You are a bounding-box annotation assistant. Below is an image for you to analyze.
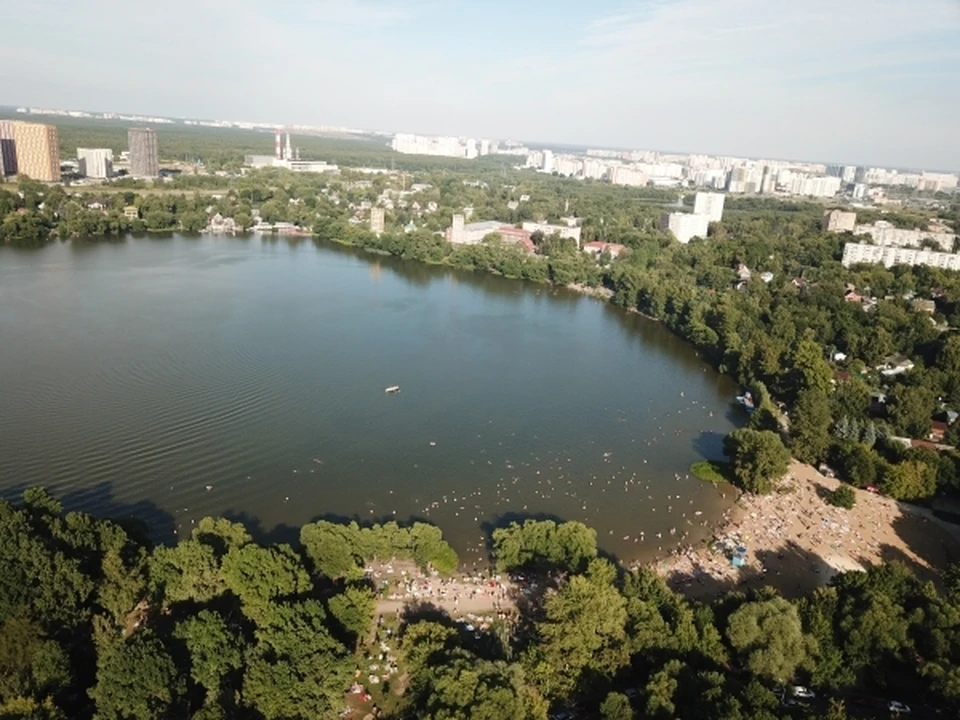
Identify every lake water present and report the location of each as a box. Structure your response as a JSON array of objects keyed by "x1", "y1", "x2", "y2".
[{"x1": 0, "y1": 235, "x2": 740, "y2": 564}]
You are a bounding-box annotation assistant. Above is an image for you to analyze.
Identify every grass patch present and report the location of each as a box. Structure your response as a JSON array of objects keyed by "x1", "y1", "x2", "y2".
[{"x1": 690, "y1": 460, "x2": 734, "y2": 484}]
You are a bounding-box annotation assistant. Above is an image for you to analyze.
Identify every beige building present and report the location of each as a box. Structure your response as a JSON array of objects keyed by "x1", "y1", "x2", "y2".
[
  {"x1": 822, "y1": 209, "x2": 857, "y2": 233},
  {"x1": 12, "y1": 122, "x2": 60, "y2": 182}
]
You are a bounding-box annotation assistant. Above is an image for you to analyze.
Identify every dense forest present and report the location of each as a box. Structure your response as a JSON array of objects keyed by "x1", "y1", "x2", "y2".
[{"x1": 2, "y1": 490, "x2": 960, "y2": 719}]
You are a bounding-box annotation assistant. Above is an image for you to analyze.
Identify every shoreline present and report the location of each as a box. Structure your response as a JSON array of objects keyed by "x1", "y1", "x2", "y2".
[{"x1": 655, "y1": 460, "x2": 960, "y2": 598}]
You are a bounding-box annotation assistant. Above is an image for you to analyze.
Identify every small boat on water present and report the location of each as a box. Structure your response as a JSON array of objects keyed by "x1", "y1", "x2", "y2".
[
  {"x1": 385, "y1": 385, "x2": 401, "y2": 394},
  {"x1": 735, "y1": 391, "x2": 755, "y2": 413}
]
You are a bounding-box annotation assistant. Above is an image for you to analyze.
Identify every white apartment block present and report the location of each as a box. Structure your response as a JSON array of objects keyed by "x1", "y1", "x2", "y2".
[
  {"x1": 77, "y1": 147, "x2": 113, "y2": 178},
  {"x1": 581, "y1": 158, "x2": 609, "y2": 180},
  {"x1": 785, "y1": 174, "x2": 842, "y2": 198},
  {"x1": 609, "y1": 165, "x2": 648, "y2": 187},
  {"x1": 553, "y1": 156, "x2": 582, "y2": 177},
  {"x1": 542, "y1": 150, "x2": 553, "y2": 173},
  {"x1": 842, "y1": 243, "x2": 960, "y2": 271},
  {"x1": 854, "y1": 221, "x2": 955, "y2": 252},
  {"x1": 693, "y1": 192, "x2": 725, "y2": 222},
  {"x1": 661, "y1": 212, "x2": 710, "y2": 244},
  {"x1": 521, "y1": 221, "x2": 582, "y2": 247},
  {"x1": 691, "y1": 168, "x2": 728, "y2": 189},
  {"x1": 391, "y1": 133, "x2": 486, "y2": 159}
]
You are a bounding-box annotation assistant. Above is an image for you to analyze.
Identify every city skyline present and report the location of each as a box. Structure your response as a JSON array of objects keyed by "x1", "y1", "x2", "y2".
[{"x1": 2, "y1": 1, "x2": 958, "y2": 170}]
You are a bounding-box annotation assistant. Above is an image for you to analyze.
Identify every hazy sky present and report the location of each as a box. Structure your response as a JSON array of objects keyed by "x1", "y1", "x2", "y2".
[{"x1": 2, "y1": 0, "x2": 958, "y2": 169}]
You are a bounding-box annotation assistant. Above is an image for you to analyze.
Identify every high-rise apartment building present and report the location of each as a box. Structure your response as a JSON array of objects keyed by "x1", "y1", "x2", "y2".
[
  {"x1": 128, "y1": 128, "x2": 159, "y2": 177},
  {"x1": 0, "y1": 120, "x2": 16, "y2": 176},
  {"x1": 11, "y1": 122, "x2": 60, "y2": 181},
  {"x1": 77, "y1": 148, "x2": 114, "y2": 179},
  {"x1": 693, "y1": 192, "x2": 725, "y2": 222}
]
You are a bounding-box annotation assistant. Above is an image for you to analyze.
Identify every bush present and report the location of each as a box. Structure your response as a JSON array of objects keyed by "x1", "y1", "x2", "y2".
[
  {"x1": 828, "y1": 485, "x2": 856, "y2": 510},
  {"x1": 690, "y1": 460, "x2": 733, "y2": 484}
]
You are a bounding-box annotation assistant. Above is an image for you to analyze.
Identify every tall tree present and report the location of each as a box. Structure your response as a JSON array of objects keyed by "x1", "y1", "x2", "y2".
[
  {"x1": 726, "y1": 597, "x2": 813, "y2": 683},
  {"x1": 724, "y1": 429, "x2": 791, "y2": 494},
  {"x1": 790, "y1": 388, "x2": 833, "y2": 463}
]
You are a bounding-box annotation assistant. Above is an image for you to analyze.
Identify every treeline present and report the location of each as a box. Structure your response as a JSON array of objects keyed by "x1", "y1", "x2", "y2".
[
  {"x1": 0, "y1": 489, "x2": 461, "y2": 719},
  {"x1": 604, "y1": 208, "x2": 960, "y2": 503},
  {"x1": 3, "y1": 494, "x2": 960, "y2": 719}
]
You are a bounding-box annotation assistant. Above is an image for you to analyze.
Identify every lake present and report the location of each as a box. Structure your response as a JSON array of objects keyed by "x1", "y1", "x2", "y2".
[{"x1": 0, "y1": 235, "x2": 740, "y2": 565}]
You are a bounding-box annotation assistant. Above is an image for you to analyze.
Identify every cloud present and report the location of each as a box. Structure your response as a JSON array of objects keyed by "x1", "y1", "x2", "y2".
[
  {"x1": 0, "y1": 0, "x2": 957, "y2": 168},
  {"x1": 551, "y1": 0, "x2": 960, "y2": 166}
]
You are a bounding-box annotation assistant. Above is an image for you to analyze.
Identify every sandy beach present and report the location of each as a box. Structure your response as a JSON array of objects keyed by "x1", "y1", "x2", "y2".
[
  {"x1": 657, "y1": 460, "x2": 960, "y2": 598},
  {"x1": 370, "y1": 561, "x2": 517, "y2": 618}
]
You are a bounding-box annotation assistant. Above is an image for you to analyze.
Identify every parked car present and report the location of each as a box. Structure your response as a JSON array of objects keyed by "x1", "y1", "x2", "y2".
[
  {"x1": 888, "y1": 700, "x2": 911, "y2": 714},
  {"x1": 791, "y1": 686, "x2": 816, "y2": 699}
]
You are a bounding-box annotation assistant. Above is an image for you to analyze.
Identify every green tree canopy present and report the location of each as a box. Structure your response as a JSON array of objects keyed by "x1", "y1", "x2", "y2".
[{"x1": 724, "y1": 428, "x2": 791, "y2": 494}]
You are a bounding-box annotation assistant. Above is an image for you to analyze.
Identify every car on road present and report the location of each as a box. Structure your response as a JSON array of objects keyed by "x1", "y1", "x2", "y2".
[{"x1": 888, "y1": 700, "x2": 911, "y2": 714}]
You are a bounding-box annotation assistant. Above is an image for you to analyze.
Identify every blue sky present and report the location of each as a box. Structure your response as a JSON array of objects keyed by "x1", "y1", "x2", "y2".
[{"x1": 2, "y1": 0, "x2": 958, "y2": 169}]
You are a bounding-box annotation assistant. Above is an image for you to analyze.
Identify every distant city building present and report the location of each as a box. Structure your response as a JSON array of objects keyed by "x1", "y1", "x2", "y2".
[
  {"x1": 445, "y1": 215, "x2": 535, "y2": 252},
  {"x1": 693, "y1": 192, "x2": 725, "y2": 222},
  {"x1": 609, "y1": 165, "x2": 648, "y2": 187},
  {"x1": 822, "y1": 209, "x2": 857, "y2": 233},
  {"x1": 370, "y1": 207, "x2": 385, "y2": 235},
  {"x1": 541, "y1": 150, "x2": 554, "y2": 173},
  {"x1": 128, "y1": 127, "x2": 159, "y2": 177},
  {"x1": 391, "y1": 133, "x2": 488, "y2": 159},
  {"x1": 854, "y1": 220, "x2": 955, "y2": 252},
  {"x1": 0, "y1": 120, "x2": 16, "y2": 176},
  {"x1": 244, "y1": 155, "x2": 339, "y2": 174},
  {"x1": 842, "y1": 242, "x2": 960, "y2": 271},
  {"x1": 521, "y1": 221, "x2": 582, "y2": 248},
  {"x1": 784, "y1": 174, "x2": 841, "y2": 198},
  {"x1": 581, "y1": 158, "x2": 609, "y2": 180},
  {"x1": 553, "y1": 156, "x2": 582, "y2": 177},
  {"x1": 77, "y1": 147, "x2": 113, "y2": 178},
  {"x1": 661, "y1": 212, "x2": 710, "y2": 244},
  {"x1": 920, "y1": 171, "x2": 958, "y2": 193},
  {"x1": 12, "y1": 121, "x2": 60, "y2": 181},
  {"x1": 841, "y1": 165, "x2": 858, "y2": 184},
  {"x1": 726, "y1": 165, "x2": 769, "y2": 193},
  {"x1": 760, "y1": 166, "x2": 777, "y2": 194}
]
